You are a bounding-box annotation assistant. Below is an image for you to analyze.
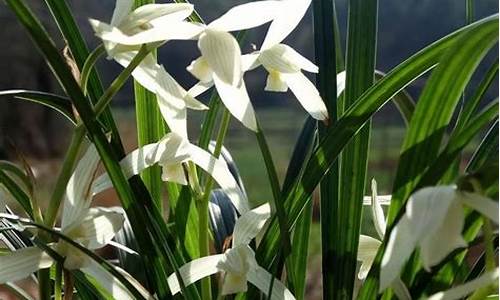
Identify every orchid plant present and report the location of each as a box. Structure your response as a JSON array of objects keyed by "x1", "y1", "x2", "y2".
[{"x1": 0, "y1": 0, "x2": 498, "y2": 299}]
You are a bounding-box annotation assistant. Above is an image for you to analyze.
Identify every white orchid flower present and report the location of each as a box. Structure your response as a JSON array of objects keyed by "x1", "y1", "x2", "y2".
[
  {"x1": 89, "y1": 0, "x2": 208, "y2": 138},
  {"x1": 167, "y1": 203, "x2": 295, "y2": 299},
  {"x1": 0, "y1": 146, "x2": 149, "y2": 299},
  {"x1": 186, "y1": 1, "x2": 283, "y2": 132},
  {"x1": 358, "y1": 179, "x2": 411, "y2": 300},
  {"x1": 380, "y1": 185, "x2": 499, "y2": 292},
  {"x1": 113, "y1": 51, "x2": 207, "y2": 138},
  {"x1": 229, "y1": 0, "x2": 344, "y2": 122},
  {"x1": 89, "y1": 0, "x2": 202, "y2": 57},
  {"x1": 92, "y1": 132, "x2": 249, "y2": 214},
  {"x1": 246, "y1": 48, "x2": 346, "y2": 122}
]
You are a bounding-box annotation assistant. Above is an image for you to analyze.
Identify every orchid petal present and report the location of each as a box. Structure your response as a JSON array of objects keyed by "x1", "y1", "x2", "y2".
[
  {"x1": 380, "y1": 215, "x2": 416, "y2": 291},
  {"x1": 184, "y1": 93, "x2": 209, "y2": 110},
  {"x1": 115, "y1": 53, "x2": 206, "y2": 127},
  {"x1": 261, "y1": 44, "x2": 318, "y2": 73},
  {"x1": 233, "y1": 203, "x2": 272, "y2": 246},
  {"x1": 91, "y1": 143, "x2": 159, "y2": 195},
  {"x1": 247, "y1": 265, "x2": 296, "y2": 300},
  {"x1": 92, "y1": 133, "x2": 190, "y2": 195},
  {"x1": 167, "y1": 255, "x2": 224, "y2": 295},
  {"x1": 370, "y1": 179, "x2": 387, "y2": 239},
  {"x1": 0, "y1": 247, "x2": 53, "y2": 283},
  {"x1": 62, "y1": 144, "x2": 100, "y2": 230},
  {"x1": 363, "y1": 194, "x2": 391, "y2": 206},
  {"x1": 187, "y1": 57, "x2": 214, "y2": 83},
  {"x1": 281, "y1": 72, "x2": 328, "y2": 120},
  {"x1": 120, "y1": 3, "x2": 193, "y2": 30},
  {"x1": 391, "y1": 278, "x2": 412, "y2": 300},
  {"x1": 82, "y1": 259, "x2": 139, "y2": 300},
  {"x1": 126, "y1": 56, "x2": 207, "y2": 125},
  {"x1": 261, "y1": 0, "x2": 312, "y2": 50},
  {"x1": 213, "y1": 74, "x2": 258, "y2": 132},
  {"x1": 56, "y1": 242, "x2": 91, "y2": 270},
  {"x1": 188, "y1": 144, "x2": 250, "y2": 214},
  {"x1": 420, "y1": 199, "x2": 466, "y2": 270},
  {"x1": 428, "y1": 268, "x2": 499, "y2": 300},
  {"x1": 160, "y1": 163, "x2": 187, "y2": 185},
  {"x1": 113, "y1": 52, "x2": 161, "y2": 93},
  {"x1": 110, "y1": 0, "x2": 133, "y2": 26},
  {"x1": 217, "y1": 246, "x2": 258, "y2": 294},
  {"x1": 242, "y1": 52, "x2": 262, "y2": 72},
  {"x1": 337, "y1": 71, "x2": 346, "y2": 96},
  {"x1": 67, "y1": 207, "x2": 125, "y2": 250},
  {"x1": 265, "y1": 71, "x2": 288, "y2": 92},
  {"x1": 357, "y1": 235, "x2": 381, "y2": 280},
  {"x1": 156, "y1": 67, "x2": 189, "y2": 138},
  {"x1": 458, "y1": 192, "x2": 499, "y2": 224},
  {"x1": 380, "y1": 186, "x2": 457, "y2": 290},
  {"x1": 187, "y1": 81, "x2": 214, "y2": 98},
  {"x1": 198, "y1": 29, "x2": 242, "y2": 86},
  {"x1": 221, "y1": 273, "x2": 248, "y2": 295},
  {"x1": 98, "y1": 21, "x2": 203, "y2": 45},
  {"x1": 209, "y1": 1, "x2": 279, "y2": 32}
]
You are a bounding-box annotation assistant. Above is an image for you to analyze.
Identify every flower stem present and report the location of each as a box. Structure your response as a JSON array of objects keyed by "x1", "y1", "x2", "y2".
[
  {"x1": 54, "y1": 262, "x2": 63, "y2": 300},
  {"x1": 482, "y1": 217, "x2": 496, "y2": 271},
  {"x1": 38, "y1": 269, "x2": 52, "y2": 300},
  {"x1": 81, "y1": 44, "x2": 105, "y2": 96},
  {"x1": 198, "y1": 108, "x2": 231, "y2": 300}
]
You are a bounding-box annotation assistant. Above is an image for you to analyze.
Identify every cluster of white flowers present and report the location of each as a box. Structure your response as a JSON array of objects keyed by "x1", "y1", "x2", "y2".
[{"x1": 90, "y1": 0, "x2": 339, "y2": 138}]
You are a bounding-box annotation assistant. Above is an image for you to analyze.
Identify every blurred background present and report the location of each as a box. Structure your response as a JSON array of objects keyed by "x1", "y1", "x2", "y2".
[{"x1": 0, "y1": 0, "x2": 498, "y2": 298}]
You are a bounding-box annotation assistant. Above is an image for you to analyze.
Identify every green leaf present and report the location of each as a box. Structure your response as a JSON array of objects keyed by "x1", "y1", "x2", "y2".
[
  {"x1": 467, "y1": 121, "x2": 499, "y2": 173},
  {"x1": 312, "y1": 1, "x2": 341, "y2": 297},
  {"x1": 0, "y1": 90, "x2": 76, "y2": 124},
  {"x1": 331, "y1": 0, "x2": 379, "y2": 296},
  {"x1": 0, "y1": 161, "x2": 33, "y2": 195},
  {"x1": 375, "y1": 71, "x2": 415, "y2": 125},
  {"x1": 284, "y1": 117, "x2": 316, "y2": 298},
  {"x1": 454, "y1": 60, "x2": 498, "y2": 134},
  {"x1": 282, "y1": 117, "x2": 317, "y2": 196},
  {"x1": 417, "y1": 100, "x2": 498, "y2": 188},
  {"x1": 173, "y1": 186, "x2": 200, "y2": 259},
  {"x1": 0, "y1": 170, "x2": 33, "y2": 219},
  {"x1": 290, "y1": 198, "x2": 313, "y2": 300}
]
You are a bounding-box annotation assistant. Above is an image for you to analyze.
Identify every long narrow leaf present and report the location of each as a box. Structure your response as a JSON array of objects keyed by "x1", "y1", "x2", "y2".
[
  {"x1": 455, "y1": 60, "x2": 498, "y2": 133},
  {"x1": 334, "y1": 0, "x2": 378, "y2": 296},
  {"x1": 0, "y1": 170, "x2": 33, "y2": 219},
  {"x1": 284, "y1": 117, "x2": 317, "y2": 298},
  {"x1": 0, "y1": 90, "x2": 75, "y2": 124},
  {"x1": 418, "y1": 101, "x2": 498, "y2": 188},
  {"x1": 312, "y1": 1, "x2": 340, "y2": 297}
]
